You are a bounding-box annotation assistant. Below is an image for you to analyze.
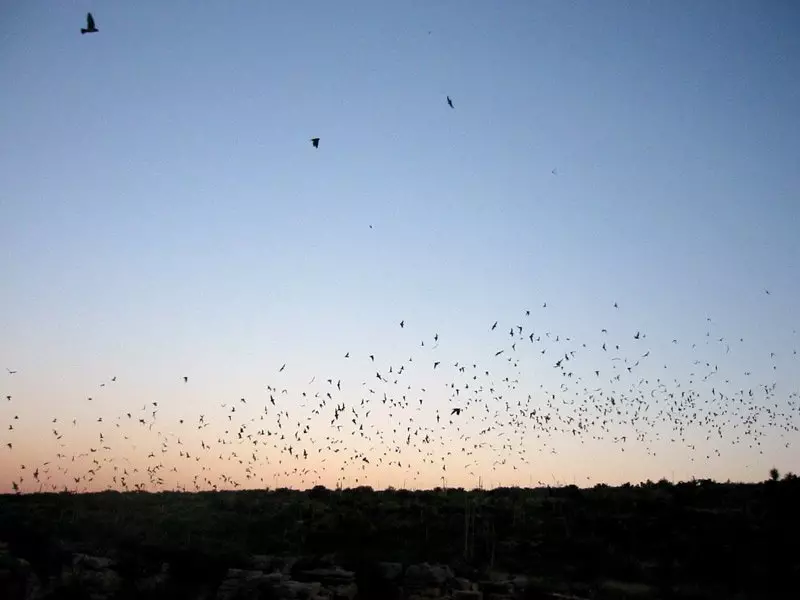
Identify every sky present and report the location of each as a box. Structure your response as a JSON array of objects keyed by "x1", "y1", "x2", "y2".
[{"x1": 1, "y1": 1, "x2": 799, "y2": 494}]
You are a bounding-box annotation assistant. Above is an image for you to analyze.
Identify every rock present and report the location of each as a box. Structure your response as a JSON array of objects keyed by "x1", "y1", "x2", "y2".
[
  {"x1": 216, "y1": 568, "x2": 284, "y2": 600},
  {"x1": 331, "y1": 581, "x2": 358, "y2": 599},
  {"x1": 249, "y1": 554, "x2": 276, "y2": 571},
  {"x1": 222, "y1": 568, "x2": 265, "y2": 582},
  {"x1": 295, "y1": 567, "x2": 355, "y2": 586},
  {"x1": 276, "y1": 579, "x2": 321, "y2": 599},
  {"x1": 453, "y1": 592, "x2": 483, "y2": 600},
  {"x1": 453, "y1": 577, "x2": 474, "y2": 591},
  {"x1": 249, "y1": 555, "x2": 295, "y2": 575},
  {"x1": 134, "y1": 573, "x2": 167, "y2": 594},
  {"x1": 135, "y1": 564, "x2": 170, "y2": 595},
  {"x1": 264, "y1": 572, "x2": 285, "y2": 584},
  {"x1": 282, "y1": 557, "x2": 298, "y2": 575},
  {"x1": 63, "y1": 554, "x2": 121, "y2": 594},
  {"x1": 429, "y1": 564, "x2": 454, "y2": 585},
  {"x1": 478, "y1": 581, "x2": 512, "y2": 595},
  {"x1": 405, "y1": 563, "x2": 454, "y2": 586},
  {"x1": 599, "y1": 580, "x2": 657, "y2": 597},
  {"x1": 91, "y1": 568, "x2": 122, "y2": 591},
  {"x1": 511, "y1": 575, "x2": 529, "y2": 590},
  {"x1": 315, "y1": 567, "x2": 354, "y2": 579},
  {"x1": 377, "y1": 561, "x2": 404, "y2": 581},
  {"x1": 319, "y1": 553, "x2": 338, "y2": 567},
  {"x1": 215, "y1": 576, "x2": 244, "y2": 600},
  {"x1": 73, "y1": 553, "x2": 116, "y2": 570},
  {"x1": 0, "y1": 555, "x2": 42, "y2": 600},
  {"x1": 65, "y1": 566, "x2": 122, "y2": 598}
]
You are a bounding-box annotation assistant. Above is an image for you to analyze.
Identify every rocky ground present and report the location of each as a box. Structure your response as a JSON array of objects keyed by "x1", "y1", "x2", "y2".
[
  {"x1": 0, "y1": 545, "x2": 672, "y2": 600},
  {"x1": 0, "y1": 544, "x2": 602, "y2": 600},
  {"x1": 1, "y1": 479, "x2": 797, "y2": 599}
]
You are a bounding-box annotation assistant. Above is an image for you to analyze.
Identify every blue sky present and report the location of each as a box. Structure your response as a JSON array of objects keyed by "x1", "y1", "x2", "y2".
[{"x1": 1, "y1": 1, "x2": 798, "y2": 492}]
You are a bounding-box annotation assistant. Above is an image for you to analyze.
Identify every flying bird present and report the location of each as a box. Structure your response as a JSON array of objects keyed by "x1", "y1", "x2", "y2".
[
  {"x1": 310, "y1": 138, "x2": 320, "y2": 148},
  {"x1": 81, "y1": 13, "x2": 98, "y2": 35},
  {"x1": 446, "y1": 96, "x2": 454, "y2": 109}
]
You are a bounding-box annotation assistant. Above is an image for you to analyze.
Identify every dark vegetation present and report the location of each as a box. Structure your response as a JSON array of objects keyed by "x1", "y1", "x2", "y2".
[{"x1": 1, "y1": 475, "x2": 799, "y2": 598}]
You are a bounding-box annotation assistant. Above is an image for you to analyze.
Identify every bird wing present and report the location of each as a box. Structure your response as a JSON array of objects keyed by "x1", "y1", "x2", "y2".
[{"x1": 87, "y1": 13, "x2": 95, "y2": 29}]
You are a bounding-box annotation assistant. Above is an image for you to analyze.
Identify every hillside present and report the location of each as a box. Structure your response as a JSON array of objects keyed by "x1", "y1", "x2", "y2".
[{"x1": 1, "y1": 477, "x2": 798, "y2": 599}]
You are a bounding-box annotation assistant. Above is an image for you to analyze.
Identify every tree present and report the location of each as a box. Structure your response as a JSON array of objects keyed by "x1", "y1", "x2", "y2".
[
  {"x1": 309, "y1": 485, "x2": 330, "y2": 500},
  {"x1": 769, "y1": 467, "x2": 780, "y2": 482}
]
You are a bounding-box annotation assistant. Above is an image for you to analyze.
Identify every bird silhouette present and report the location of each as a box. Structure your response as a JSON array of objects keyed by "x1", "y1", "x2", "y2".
[
  {"x1": 446, "y1": 96, "x2": 454, "y2": 109},
  {"x1": 3, "y1": 284, "x2": 795, "y2": 495},
  {"x1": 310, "y1": 138, "x2": 320, "y2": 148},
  {"x1": 81, "y1": 13, "x2": 98, "y2": 35}
]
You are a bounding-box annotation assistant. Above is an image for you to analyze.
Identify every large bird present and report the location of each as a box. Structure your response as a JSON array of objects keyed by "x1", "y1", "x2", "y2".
[
  {"x1": 446, "y1": 96, "x2": 454, "y2": 109},
  {"x1": 310, "y1": 138, "x2": 320, "y2": 148},
  {"x1": 81, "y1": 13, "x2": 98, "y2": 35}
]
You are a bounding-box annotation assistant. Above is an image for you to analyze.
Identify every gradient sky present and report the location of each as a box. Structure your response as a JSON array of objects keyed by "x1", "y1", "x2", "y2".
[{"x1": 1, "y1": 1, "x2": 799, "y2": 494}]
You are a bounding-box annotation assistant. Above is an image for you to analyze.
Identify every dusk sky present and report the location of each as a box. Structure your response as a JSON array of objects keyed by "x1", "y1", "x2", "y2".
[{"x1": 1, "y1": 1, "x2": 798, "y2": 494}]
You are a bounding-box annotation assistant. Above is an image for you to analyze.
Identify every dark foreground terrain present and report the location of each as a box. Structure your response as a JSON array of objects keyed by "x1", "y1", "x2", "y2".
[{"x1": 1, "y1": 478, "x2": 798, "y2": 600}]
